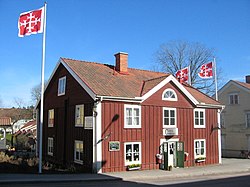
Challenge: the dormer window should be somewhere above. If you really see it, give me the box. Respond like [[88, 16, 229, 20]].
[[162, 88, 177, 101]]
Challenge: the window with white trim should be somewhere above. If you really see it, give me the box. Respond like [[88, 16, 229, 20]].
[[74, 140, 83, 164], [124, 142, 141, 166], [75, 104, 84, 127], [163, 107, 176, 128], [194, 139, 206, 158], [58, 76, 66, 96], [229, 93, 239, 105], [162, 88, 177, 101], [48, 137, 53, 156], [245, 112, 250, 128], [194, 109, 205, 128], [48, 109, 54, 127], [124, 105, 141, 128]]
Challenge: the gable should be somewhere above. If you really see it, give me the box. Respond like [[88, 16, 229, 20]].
[[218, 80, 250, 96], [142, 81, 194, 108]]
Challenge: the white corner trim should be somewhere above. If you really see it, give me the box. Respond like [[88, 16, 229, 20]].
[[95, 101, 102, 173], [141, 75, 199, 105]]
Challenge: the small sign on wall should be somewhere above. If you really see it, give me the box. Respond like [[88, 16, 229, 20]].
[[84, 116, 93, 129], [109, 141, 120, 151]]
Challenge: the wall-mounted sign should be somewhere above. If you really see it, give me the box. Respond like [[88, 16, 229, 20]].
[[85, 116, 93, 129], [163, 128, 178, 136], [109, 141, 120, 151]]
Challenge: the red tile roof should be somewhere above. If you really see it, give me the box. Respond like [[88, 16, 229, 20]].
[[0, 117, 11, 126], [62, 58, 168, 98], [61, 57, 221, 106], [183, 84, 221, 105]]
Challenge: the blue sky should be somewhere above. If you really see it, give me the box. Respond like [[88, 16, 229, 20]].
[[0, 0, 250, 107]]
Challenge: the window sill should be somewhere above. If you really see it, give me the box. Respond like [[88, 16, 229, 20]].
[[124, 126, 141, 129], [194, 126, 206, 129], [74, 160, 83, 165]]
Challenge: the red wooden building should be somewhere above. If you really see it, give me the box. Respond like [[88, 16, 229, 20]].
[[37, 52, 224, 173]]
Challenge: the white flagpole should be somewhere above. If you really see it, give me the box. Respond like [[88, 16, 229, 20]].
[[39, 2, 47, 174], [214, 57, 222, 164], [214, 58, 218, 101]]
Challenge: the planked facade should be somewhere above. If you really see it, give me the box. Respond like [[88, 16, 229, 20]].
[[38, 52, 223, 173]]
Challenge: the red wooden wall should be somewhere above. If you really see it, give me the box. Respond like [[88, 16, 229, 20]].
[[101, 82, 219, 172]]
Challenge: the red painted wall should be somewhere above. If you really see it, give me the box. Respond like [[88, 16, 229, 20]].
[[101, 81, 219, 172]]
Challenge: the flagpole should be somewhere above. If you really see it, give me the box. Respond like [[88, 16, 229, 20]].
[[214, 58, 218, 101], [214, 57, 222, 164], [39, 2, 47, 174]]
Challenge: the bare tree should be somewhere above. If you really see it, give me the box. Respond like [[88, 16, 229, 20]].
[[154, 40, 223, 96], [31, 81, 47, 105]]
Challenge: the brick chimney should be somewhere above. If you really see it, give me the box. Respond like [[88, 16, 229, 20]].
[[114, 52, 128, 74], [246, 75, 250, 83]]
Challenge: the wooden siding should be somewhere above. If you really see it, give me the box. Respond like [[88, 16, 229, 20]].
[[42, 64, 94, 172], [101, 81, 219, 172]]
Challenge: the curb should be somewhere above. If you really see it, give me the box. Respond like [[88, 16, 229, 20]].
[[0, 176, 122, 185]]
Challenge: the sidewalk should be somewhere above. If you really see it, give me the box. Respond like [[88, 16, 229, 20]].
[[106, 158, 250, 181], [0, 158, 249, 184]]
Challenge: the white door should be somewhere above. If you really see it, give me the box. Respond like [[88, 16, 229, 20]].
[[168, 142, 175, 167], [160, 138, 178, 167]]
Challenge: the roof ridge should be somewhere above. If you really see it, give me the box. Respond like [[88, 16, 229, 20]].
[[61, 57, 101, 65], [61, 57, 167, 75]]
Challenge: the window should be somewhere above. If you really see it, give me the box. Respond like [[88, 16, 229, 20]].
[[124, 105, 141, 128], [48, 137, 53, 156], [48, 109, 54, 127], [194, 109, 205, 128], [246, 112, 250, 128], [229, 93, 239, 105], [163, 107, 176, 128], [124, 142, 141, 166], [194, 139, 206, 158], [74, 140, 83, 164], [58, 76, 66, 96], [75, 104, 84, 127], [162, 88, 177, 101]]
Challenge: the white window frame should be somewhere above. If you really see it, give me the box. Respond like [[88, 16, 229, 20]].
[[75, 104, 84, 127], [124, 142, 141, 166], [194, 108, 206, 128], [245, 112, 250, 128], [48, 137, 53, 156], [162, 88, 178, 101], [58, 76, 66, 96], [228, 93, 239, 105], [124, 105, 141, 128], [194, 139, 206, 159], [48, 109, 54, 127], [163, 107, 177, 128], [74, 140, 83, 164]]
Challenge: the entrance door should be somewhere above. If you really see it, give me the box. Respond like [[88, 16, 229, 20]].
[[168, 142, 175, 167], [160, 138, 179, 169]]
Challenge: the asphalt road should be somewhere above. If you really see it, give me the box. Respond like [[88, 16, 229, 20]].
[[1, 173, 249, 187]]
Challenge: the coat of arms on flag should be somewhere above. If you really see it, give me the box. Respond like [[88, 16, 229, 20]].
[[175, 67, 189, 83], [18, 7, 44, 37], [198, 62, 213, 78]]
